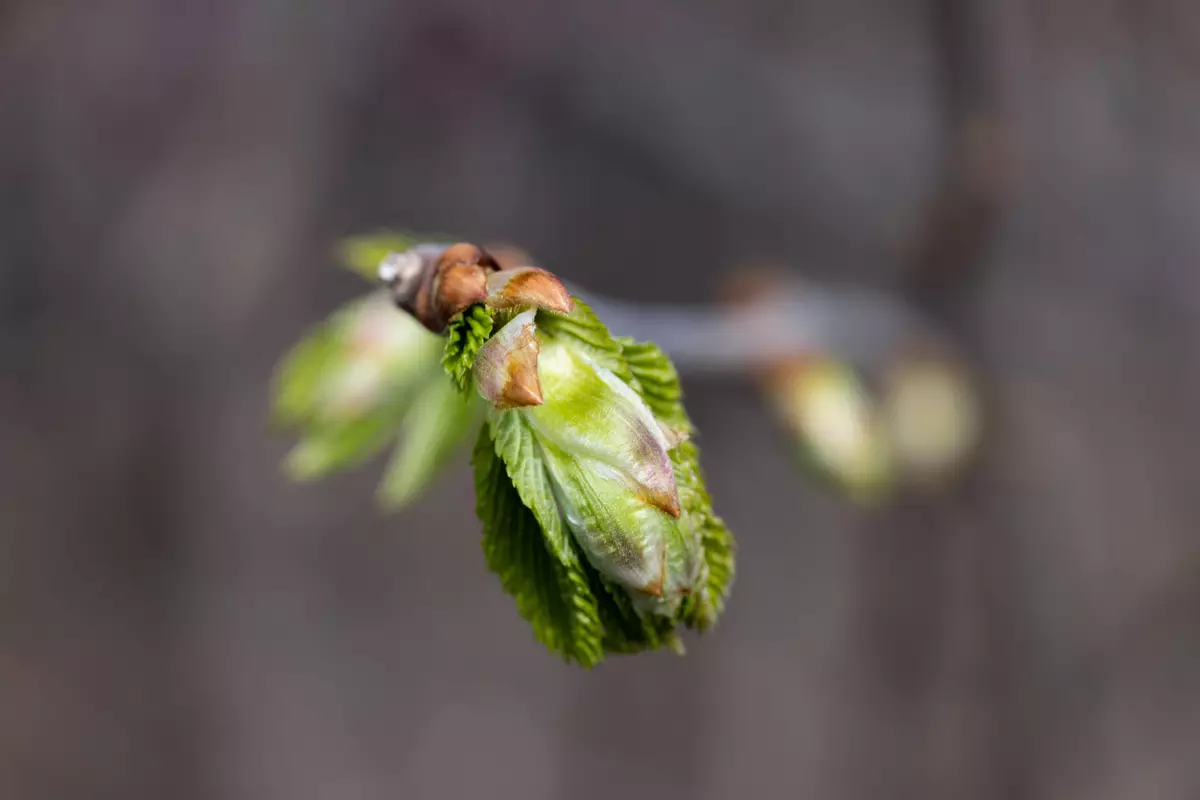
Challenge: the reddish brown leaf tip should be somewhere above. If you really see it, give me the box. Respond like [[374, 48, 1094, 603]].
[[486, 267, 574, 314], [636, 560, 668, 598], [474, 310, 544, 410], [640, 486, 682, 518]]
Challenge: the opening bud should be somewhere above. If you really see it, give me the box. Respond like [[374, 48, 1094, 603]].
[[486, 267, 574, 315], [473, 310, 544, 410]]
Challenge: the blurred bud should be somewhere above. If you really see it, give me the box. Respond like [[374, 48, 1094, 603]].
[[473, 310, 544, 409], [310, 293, 442, 422], [321, 359, 390, 420], [766, 356, 891, 501], [345, 291, 434, 361], [881, 351, 981, 486], [273, 291, 480, 503]]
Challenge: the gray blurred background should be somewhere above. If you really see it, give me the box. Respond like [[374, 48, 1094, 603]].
[[3, 1, 1200, 798]]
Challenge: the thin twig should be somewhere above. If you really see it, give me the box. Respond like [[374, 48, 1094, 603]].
[[571, 281, 941, 374], [379, 244, 956, 375]]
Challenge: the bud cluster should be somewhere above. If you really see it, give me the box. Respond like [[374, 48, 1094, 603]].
[[375, 241, 734, 663]]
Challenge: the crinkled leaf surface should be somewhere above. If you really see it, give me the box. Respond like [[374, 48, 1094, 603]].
[[619, 338, 735, 630], [442, 304, 494, 391], [473, 427, 605, 667]]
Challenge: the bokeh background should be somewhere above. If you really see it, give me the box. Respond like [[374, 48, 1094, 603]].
[[4, 1, 1200, 798]]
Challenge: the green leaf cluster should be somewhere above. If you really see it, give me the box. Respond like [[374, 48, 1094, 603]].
[[472, 300, 734, 665], [272, 294, 481, 510], [474, 425, 606, 666], [274, 230, 735, 664]]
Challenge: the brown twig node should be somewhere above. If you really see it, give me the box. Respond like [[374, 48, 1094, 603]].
[[379, 242, 500, 333], [378, 242, 573, 333]]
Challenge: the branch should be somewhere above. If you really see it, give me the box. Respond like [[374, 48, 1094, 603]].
[[358, 238, 954, 375], [569, 280, 945, 374]]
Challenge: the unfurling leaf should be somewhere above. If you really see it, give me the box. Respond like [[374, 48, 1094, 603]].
[[378, 378, 482, 509], [271, 291, 478, 509], [481, 411, 685, 662], [473, 310, 543, 409], [486, 409, 575, 563], [619, 339, 734, 630], [441, 304, 494, 392], [277, 236, 735, 666], [473, 298, 736, 662], [528, 339, 681, 518], [283, 404, 407, 481], [473, 427, 605, 668]]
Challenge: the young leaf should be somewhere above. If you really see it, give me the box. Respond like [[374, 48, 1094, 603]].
[[618, 338, 735, 629], [535, 299, 628, 378], [672, 439, 735, 628], [273, 318, 343, 428], [591, 569, 683, 655], [473, 427, 605, 667], [472, 422, 676, 662], [283, 403, 407, 481], [473, 310, 543, 409], [442, 304, 494, 391], [377, 378, 481, 509], [272, 294, 443, 425], [616, 337, 692, 433], [486, 409, 574, 563], [272, 292, 477, 507]]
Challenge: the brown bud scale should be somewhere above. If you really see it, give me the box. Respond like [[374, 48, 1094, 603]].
[[388, 242, 501, 333]]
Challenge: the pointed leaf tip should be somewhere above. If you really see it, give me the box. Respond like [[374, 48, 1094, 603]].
[[486, 267, 574, 314], [474, 310, 544, 409], [641, 486, 682, 518]]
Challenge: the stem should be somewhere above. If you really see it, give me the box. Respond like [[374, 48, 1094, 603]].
[[376, 244, 953, 375], [567, 281, 940, 374]]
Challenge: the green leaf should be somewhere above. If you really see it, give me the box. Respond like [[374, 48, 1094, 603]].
[[442, 305, 494, 391], [489, 407, 691, 659], [536, 299, 628, 378], [272, 294, 443, 426], [272, 294, 450, 485], [616, 337, 692, 433], [618, 338, 735, 630], [591, 570, 683, 655], [272, 314, 346, 428], [473, 426, 605, 667], [377, 378, 482, 510], [673, 440, 735, 629], [283, 403, 405, 481], [486, 409, 573, 563]]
